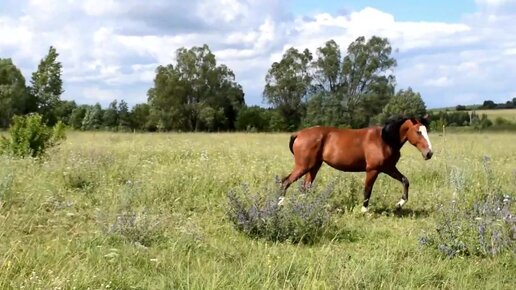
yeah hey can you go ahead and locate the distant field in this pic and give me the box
[470,109,516,122]
[0,131,515,289]
[429,108,516,122]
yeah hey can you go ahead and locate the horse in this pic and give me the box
[280,116,433,212]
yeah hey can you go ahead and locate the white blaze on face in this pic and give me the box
[418,125,432,151]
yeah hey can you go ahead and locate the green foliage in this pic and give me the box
[148,44,244,131]
[420,194,514,258]
[235,106,271,132]
[266,36,397,129]
[303,92,344,127]
[263,47,313,131]
[0,58,29,128]
[481,100,497,109]
[0,113,66,158]
[378,87,427,123]
[102,100,119,129]
[129,103,152,131]
[30,46,64,126]
[117,100,131,130]
[456,105,467,111]
[53,100,77,125]
[69,105,88,130]
[471,113,493,130]
[81,103,103,130]
[227,182,333,244]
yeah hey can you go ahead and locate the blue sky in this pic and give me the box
[291,0,476,22]
[1,0,515,109]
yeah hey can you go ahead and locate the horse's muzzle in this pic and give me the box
[423,150,433,160]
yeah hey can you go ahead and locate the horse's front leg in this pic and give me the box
[384,167,409,209]
[361,170,379,213]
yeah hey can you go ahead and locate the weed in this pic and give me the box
[227,180,333,244]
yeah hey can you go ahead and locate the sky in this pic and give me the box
[1,0,516,109]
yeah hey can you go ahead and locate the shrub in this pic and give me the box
[420,194,515,258]
[226,180,334,244]
[0,114,66,158]
[97,209,164,247]
[420,158,515,258]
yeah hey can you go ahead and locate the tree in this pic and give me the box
[235,106,270,132]
[117,100,130,130]
[312,40,342,94]
[301,37,397,129]
[103,100,119,129]
[303,92,345,128]
[481,100,496,109]
[69,105,88,130]
[340,36,396,127]
[378,87,427,122]
[0,58,29,128]
[30,46,64,125]
[81,103,103,130]
[456,105,467,111]
[263,47,313,131]
[130,103,152,131]
[148,44,245,131]
[54,100,77,125]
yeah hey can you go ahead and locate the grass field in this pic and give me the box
[0,131,515,289]
[470,109,516,122]
[429,108,516,122]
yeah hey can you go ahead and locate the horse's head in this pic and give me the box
[403,116,433,160]
[382,115,433,160]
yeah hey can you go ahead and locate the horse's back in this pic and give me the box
[293,126,381,172]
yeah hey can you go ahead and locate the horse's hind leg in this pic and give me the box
[281,166,309,192]
[303,161,323,189]
[362,170,379,213]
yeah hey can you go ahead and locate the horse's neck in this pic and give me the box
[393,127,408,150]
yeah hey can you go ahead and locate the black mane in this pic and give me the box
[381,117,413,150]
[381,115,430,149]
[382,118,405,149]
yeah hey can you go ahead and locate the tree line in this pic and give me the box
[1,36,430,132]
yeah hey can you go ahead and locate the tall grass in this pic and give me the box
[0,131,514,289]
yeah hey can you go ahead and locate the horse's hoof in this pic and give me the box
[395,199,406,209]
[278,196,285,206]
[361,206,369,213]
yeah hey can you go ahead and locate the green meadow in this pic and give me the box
[471,109,516,122]
[0,131,515,289]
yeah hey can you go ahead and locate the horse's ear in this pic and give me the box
[420,114,430,127]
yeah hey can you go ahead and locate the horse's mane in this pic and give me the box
[380,114,428,149]
[381,117,409,150]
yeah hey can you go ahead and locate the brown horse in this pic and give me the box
[280,117,433,212]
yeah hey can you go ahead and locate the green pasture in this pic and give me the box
[0,131,515,289]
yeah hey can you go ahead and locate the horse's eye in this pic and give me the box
[417,131,422,135]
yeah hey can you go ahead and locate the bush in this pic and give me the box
[420,158,515,258]
[226,180,334,244]
[95,181,166,247]
[97,209,164,247]
[0,114,66,158]
[420,194,515,258]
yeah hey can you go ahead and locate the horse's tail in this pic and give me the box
[289,133,298,154]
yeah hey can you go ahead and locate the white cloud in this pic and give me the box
[0,1,515,108]
[81,87,122,102]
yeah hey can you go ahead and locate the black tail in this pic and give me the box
[289,134,297,154]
